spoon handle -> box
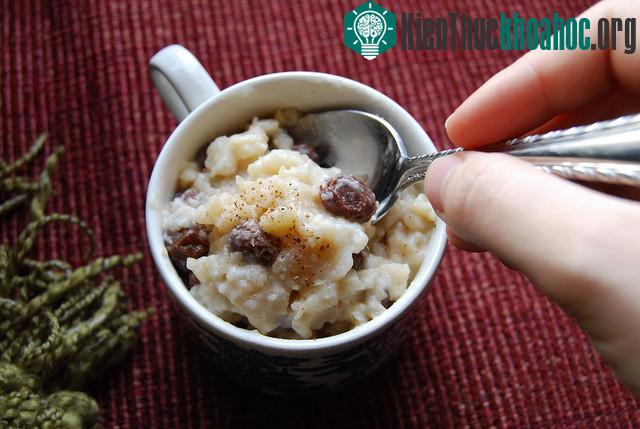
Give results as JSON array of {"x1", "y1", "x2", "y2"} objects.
[
  {"x1": 397, "y1": 148, "x2": 463, "y2": 190},
  {"x1": 523, "y1": 159, "x2": 640, "y2": 186},
  {"x1": 400, "y1": 113, "x2": 640, "y2": 189},
  {"x1": 482, "y1": 113, "x2": 640, "y2": 161}
]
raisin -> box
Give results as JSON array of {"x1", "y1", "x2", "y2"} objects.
[
  {"x1": 352, "y1": 248, "x2": 368, "y2": 270},
  {"x1": 194, "y1": 145, "x2": 208, "y2": 169},
  {"x1": 234, "y1": 317, "x2": 253, "y2": 330},
  {"x1": 229, "y1": 220, "x2": 281, "y2": 266},
  {"x1": 166, "y1": 225, "x2": 210, "y2": 275},
  {"x1": 292, "y1": 143, "x2": 321, "y2": 164},
  {"x1": 188, "y1": 272, "x2": 200, "y2": 287},
  {"x1": 381, "y1": 298, "x2": 392, "y2": 309},
  {"x1": 319, "y1": 175, "x2": 376, "y2": 223}
]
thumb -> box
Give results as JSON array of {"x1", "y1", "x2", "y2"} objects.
[{"x1": 425, "y1": 152, "x2": 640, "y2": 394}]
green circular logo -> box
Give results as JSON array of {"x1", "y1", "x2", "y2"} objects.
[{"x1": 344, "y1": 2, "x2": 396, "y2": 60}]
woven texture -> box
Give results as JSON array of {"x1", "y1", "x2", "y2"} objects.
[{"x1": 2, "y1": 0, "x2": 639, "y2": 427}]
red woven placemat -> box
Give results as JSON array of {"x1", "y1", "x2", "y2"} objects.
[{"x1": 2, "y1": 0, "x2": 639, "y2": 427}]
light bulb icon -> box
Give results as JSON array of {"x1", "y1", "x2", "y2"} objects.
[
  {"x1": 344, "y1": 2, "x2": 396, "y2": 60},
  {"x1": 354, "y1": 11, "x2": 387, "y2": 59}
]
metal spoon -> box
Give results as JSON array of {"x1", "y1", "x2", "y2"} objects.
[{"x1": 288, "y1": 110, "x2": 640, "y2": 223}]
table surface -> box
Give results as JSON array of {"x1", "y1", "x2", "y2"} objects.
[{"x1": 2, "y1": 0, "x2": 639, "y2": 427}]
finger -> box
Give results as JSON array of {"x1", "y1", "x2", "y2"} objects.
[
  {"x1": 528, "y1": 88, "x2": 640, "y2": 134},
  {"x1": 446, "y1": 227, "x2": 485, "y2": 252},
  {"x1": 425, "y1": 152, "x2": 640, "y2": 308},
  {"x1": 446, "y1": 0, "x2": 640, "y2": 148},
  {"x1": 425, "y1": 152, "x2": 640, "y2": 394}
]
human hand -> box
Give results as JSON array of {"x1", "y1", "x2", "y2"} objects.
[{"x1": 424, "y1": 0, "x2": 640, "y2": 396}]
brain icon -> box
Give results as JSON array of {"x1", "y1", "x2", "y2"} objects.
[{"x1": 356, "y1": 12, "x2": 383, "y2": 39}]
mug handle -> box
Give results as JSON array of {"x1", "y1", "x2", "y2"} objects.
[{"x1": 149, "y1": 44, "x2": 220, "y2": 123}]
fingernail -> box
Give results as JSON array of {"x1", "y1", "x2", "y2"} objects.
[
  {"x1": 444, "y1": 114, "x2": 453, "y2": 129},
  {"x1": 425, "y1": 155, "x2": 462, "y2": 213}
]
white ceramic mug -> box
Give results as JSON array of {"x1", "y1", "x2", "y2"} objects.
[{"x1": 146, "y1": 44, "x2": 447, "y2": 394}]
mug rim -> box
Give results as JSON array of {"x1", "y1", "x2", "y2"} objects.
[{"x1": 146, "y1": 71, "x2": 447, "y2": 354}]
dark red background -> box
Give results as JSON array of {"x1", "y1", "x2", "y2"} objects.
[{"x1": 2, "y1": 0, "x2": 639, "y2": 427}]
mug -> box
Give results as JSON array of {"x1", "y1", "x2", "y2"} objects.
[{"x1": 146, "y1": 44, "x2": 447, "y2": 394}]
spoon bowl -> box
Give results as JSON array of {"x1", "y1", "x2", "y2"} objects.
[{"x1": 289, "y1": 109, "x2": 460, "y2": 222}]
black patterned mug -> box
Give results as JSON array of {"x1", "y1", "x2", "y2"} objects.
[{"x1": 146, "y1": 45, "x2": 447, "y2": 393}]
